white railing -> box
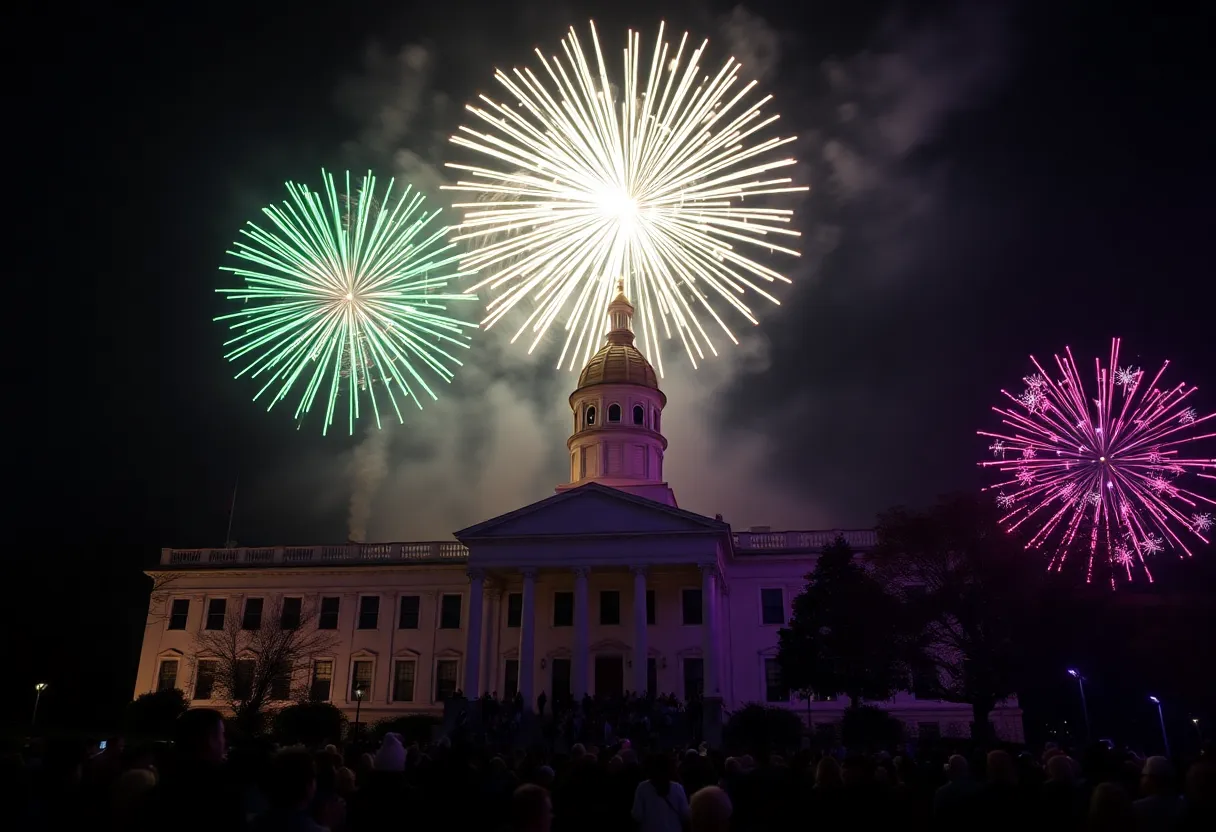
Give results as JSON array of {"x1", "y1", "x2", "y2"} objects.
[
  {"x1": 731, "y1": 529, "x2": 877, "y2": 552},
  {"x1": 161, "y1": 542, "x2": 470, "y2": 566},
  {"x1": 161, "y1": 529, "x2": 876, "y2": 566}
]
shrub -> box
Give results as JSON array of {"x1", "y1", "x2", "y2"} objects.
[
  {"x1": 273, "y1": 702, "x2": 348, "y2": 747},
  {"x1": 840, "y1": 705, "x2": 903, "y2": 750},
  {"x1": 723, "y1": 704, "x2": 804, "y2": 756},
  {"x1": 126, "y1": 689, "x2": 189, "y2": 739},
  {"x1": 371, "y1": 714, "x2": 440, "y2": 746}
]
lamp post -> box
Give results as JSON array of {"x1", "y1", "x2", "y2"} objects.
[
  {"x1": 354, "y1": 686, "x2": 365, "y2": 741},
  {"x1": 31, "y1": 682, "x2": 48, "y2": 732},
  {"x1": 1149, "y1": 696, "x2": 1170, "y2": 757},
  {"x1": 1067, "y1": 669, "x2": 1091, "y2": 742}
]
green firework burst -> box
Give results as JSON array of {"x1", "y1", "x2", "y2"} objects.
[{"x1": 217, "y1": 169, "x2": 478, "y2": 435}]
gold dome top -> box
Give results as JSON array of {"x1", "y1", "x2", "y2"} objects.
[{"x1": 574, "y1": 280, "x2": 661, "y2": 391}]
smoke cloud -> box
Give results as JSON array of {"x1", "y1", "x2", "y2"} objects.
[
  {"x1": 347, "y1": 424, "x2": 392, "y2": 543},
  {"x1": 255, "y1": 3, "x2": 1015, "y2": 544}
]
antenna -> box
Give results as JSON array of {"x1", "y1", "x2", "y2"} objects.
[{"x1": 225, "y1": 477, "x2": 239, "y2": 548}]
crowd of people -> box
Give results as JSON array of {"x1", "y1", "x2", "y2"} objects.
[{"x1": 6, "y1": 705, "x2": 1215, "y2": 831}]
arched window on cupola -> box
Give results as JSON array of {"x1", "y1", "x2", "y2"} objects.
[
  {"x1": 586, "y1": 405, "x2": 597, "y2": 426},
  {"x1": 633, "y1": 405, "x2": 645, "y2": 425},
  {"x1": 608, "y1": 403, "x2": 621, "y2": 423}
]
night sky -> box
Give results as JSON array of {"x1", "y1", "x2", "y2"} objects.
[{"x1": 12, "y1": 0, "x2": 1215, "y2": 737}]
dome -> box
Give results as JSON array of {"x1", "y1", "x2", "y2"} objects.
[
  {"x1": 573, "y1": 280, "x2": 660, "y2": 391},
  {"x1": 577, "y1": 341, "x2": 660, "y2": 389}
]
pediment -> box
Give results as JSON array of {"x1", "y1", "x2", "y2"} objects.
[
  {"x1": 590, "y1": 638, "x2": 632, "y2": 653},
  {"x1": 455, "y1": 482, "x2": 727, "y2": 541}
]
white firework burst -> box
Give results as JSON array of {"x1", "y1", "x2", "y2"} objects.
[
  {"x1": 1019, "y1": 389, "x2": 1047, "y2": 413},
  {"x1": 1115, "y1": 366, "x2": 1141, "y2": 388},
  {"x1": 1179, "y1": 408, "x2": 1198, "y2": 424},
  {"x1": 1022, "y1": 447, "x2": 1037, "y2": 460},
  {"x1": 995, "y1": 492, "x2": 1015, "y2": 509},
  {"x1": 1086, "y1": 491, "x2": 1102, "y2": 507},
  {"x1": 1023, "y1": 374, "x2": 1046, "y2": 391},
  {"x1": 1193, "y1": 513, "x2": 1213, "y2": 533},
  {"x1": 1139, "y1": 534, "x2": 1164, "y2": 555},
  {"x1": 989, "y1": 440, "x2": 1007, "y2": 459},
  {"x1": 445, "y1": 22, "x2": 807, "y2": 373},
  {"x1": 1017, "y1": 468, "x2": 1036, "y2": 486}
]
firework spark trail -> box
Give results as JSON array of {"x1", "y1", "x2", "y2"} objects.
[
  {"x1": 444, "y1": 21, "x2": 808, "y2": 375},
  {"x1": 978, "y1": 338, "x2": 1216, "y2": 587},
  {"x1": 217, "y1": 169, "x2": 478, "y2": 435}
]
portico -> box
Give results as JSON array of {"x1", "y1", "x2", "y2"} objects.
[{"x1": 455, "y1": 482, "x2": 731, "y2": 709}]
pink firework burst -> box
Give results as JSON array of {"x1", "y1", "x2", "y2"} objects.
[{"x1": 979, "y1": 338, "x2": 1216, "y2": 587}]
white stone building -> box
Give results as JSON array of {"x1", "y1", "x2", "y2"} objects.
[{"x1": 135, "y1": 286, "x2": 1023, "y2": 743}]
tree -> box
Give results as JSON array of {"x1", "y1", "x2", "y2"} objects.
[
  {"x1": 777, "y1": 536, "x2": 912, "y2": 709},
  {"x1": 872, "y1": 493, "x2": 1039, "y2": 743},
  {"x1": 126, "y1": 688, "x2": 189, "y2": 738},
  {"x1": 192, "y1": 598, "x2": 338, "y2": 736},
  {"x1": 144, "y1": 572, "x2": 184, "y2": 625}
]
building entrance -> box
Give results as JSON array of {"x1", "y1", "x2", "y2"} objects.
[{"x1": 595, "y1": 655, "x2": 624, "y2": 697}]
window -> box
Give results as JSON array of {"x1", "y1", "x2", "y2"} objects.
[
  {"x1": 764, "y1": 658, "x2": 788, "y2": 702},
  {"x1": 600, "y1": 590, "x2": 621, "y2": 625},
  {"x1": 586, "y1": 405, "x2": 596, "y2": 426},
  {"x1": 504, "y1": 659, "x2": 519, "y2": 699},
  {"x1": 168, "y1": 599, "x2": 189, "y2": 630},
  {"x1": 439, "y1": 594, "x2": 462, "y2": 629},
  {"x1": 234, "y1": 659, "x2": 255, "y2": 700},
  {"x1": 156, "y1": 659, "x2": 179, "y2": 692},
  {"x1": 506, "y1": 593, "x2": 522, "y2": 628},
  {"x1": 358, "y1": 596, "x2": 380, "y2": 630},
  {"x1": 681, "y1": 589, "x2": 703, "y2": 625},
  {"x1": 398, "y1": 595, "x2": 420, "y2": 629},
  {"x1": 435, "y1": 659, "x2": 459, "y2": 702},
  {"x1": 654, "y1": 409, "x2": 661, "y2": 432},
  {"x1": 551, "y1": 658, "x2": 571, "y2": 701},
  {"x1": 194, "y1": 659, "x2": 217, "y2": 700},
  {"x1": 553, "y1": 592, "x2": 574, "y2": 627},
  {"x1": 351, "y1": 660, "x2": 373, "y2": 699},
  {"x1": 318, "y1": 597, "x2": 340, "y2": 630},
  {"x1": 280, "y1": 597, "x2": 302, "y2": 629},
  {"x1": 242, "y1": 598, "x2": 264, "y2": 630},
  {"x1": 608, "y1": 403, "x2": 621, "y2": 422},
  {"x1": 310, "y1": 660, "x2": 333, "y2": 701},
  {"x1": 633, "y1": 405, "x2": 645, "y2": 425},
  {"x1": 646, "y1": 590, "x2": 656, "y2": 625},
  {"x1": 760, "y1": 588, "x2": 786, "y2": 625},
  {"x1": 269, "y1": 662, "x2": 292, "y2": 701},
  {"x1": 392, "y1": 660, "x2": 416, "y2": 703},
  {"x1": 647, "y1": 657, "x2": 657, "y2": 695},
  {"x1": 682, "y1": 657, "x2": 703, "y2": 698},
  {"x1": 205, "y1": 598, "x2": 227, "y2": 630}
]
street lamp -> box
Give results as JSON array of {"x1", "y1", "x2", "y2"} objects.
[
  {"x1": 32, "y1": 682, "x2": 48, "y2": 731},
  {"x1": 353, "y1": 686, "x2": 365, "y2": 741},
  {"x1": 1067, "y1": 669, "x2": 1091, "y2": 742},
  {"x1": 1149, "y1": 696, "x2": 1171, "y2": 757}
]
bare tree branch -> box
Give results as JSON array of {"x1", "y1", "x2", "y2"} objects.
[
  {"x1": 145, "y1": 572, "x2": 185, "y2": 626},
  {"x1": 191, "y1": 598, "x2": 339, "y2": 732}
]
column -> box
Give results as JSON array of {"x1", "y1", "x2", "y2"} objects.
[
  {"x1": 464, "y1": 569, "x2": 485, "y2": 698},
  {"x1": 483, "y1": 587, "x2": 501, "y2": 695},
  {"x1": 519, "y1": 568, "x2": 537, "y2": 708},
  {"x1": 572, "y1": 566, "x2": 590, "y2": 699},
  {"x1": 700, "y1": 564, "x2": 721, "y2": 698},
  {"x1": 632, "y1": 566, "x2": 649, "y2": 694}
]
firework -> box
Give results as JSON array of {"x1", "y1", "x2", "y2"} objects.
[
  {"x1": 217, "y1": 170, "x2": 477, "y2": 435},
  {"x1": 979, "y1": 338, "x2": 1216, "y2": 586},
  {"x1": 444, "y1": 21, "x2": 807, "y2": 374}
]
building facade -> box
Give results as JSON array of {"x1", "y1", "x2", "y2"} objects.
[{"x1": 135, "y1": 286, "x2": 1023, "y2": 743}]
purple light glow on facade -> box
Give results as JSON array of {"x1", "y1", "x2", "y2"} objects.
[{"x1": 979, "y1": 338, "x2": 1216, "y2": 587}]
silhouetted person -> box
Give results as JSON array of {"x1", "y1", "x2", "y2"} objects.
[
  {"x1": 139, "y1": 708, "x2": 245, "y2": 831},
  {"x1": 512, "y1": 783, "x2": 553, "y2": 832},
  {"x1": 252, "y1": 749, "x2": 325, "y2": 832},
  {"x1": 537, "y1": 691, "x2": 547, "y2": 717}
]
